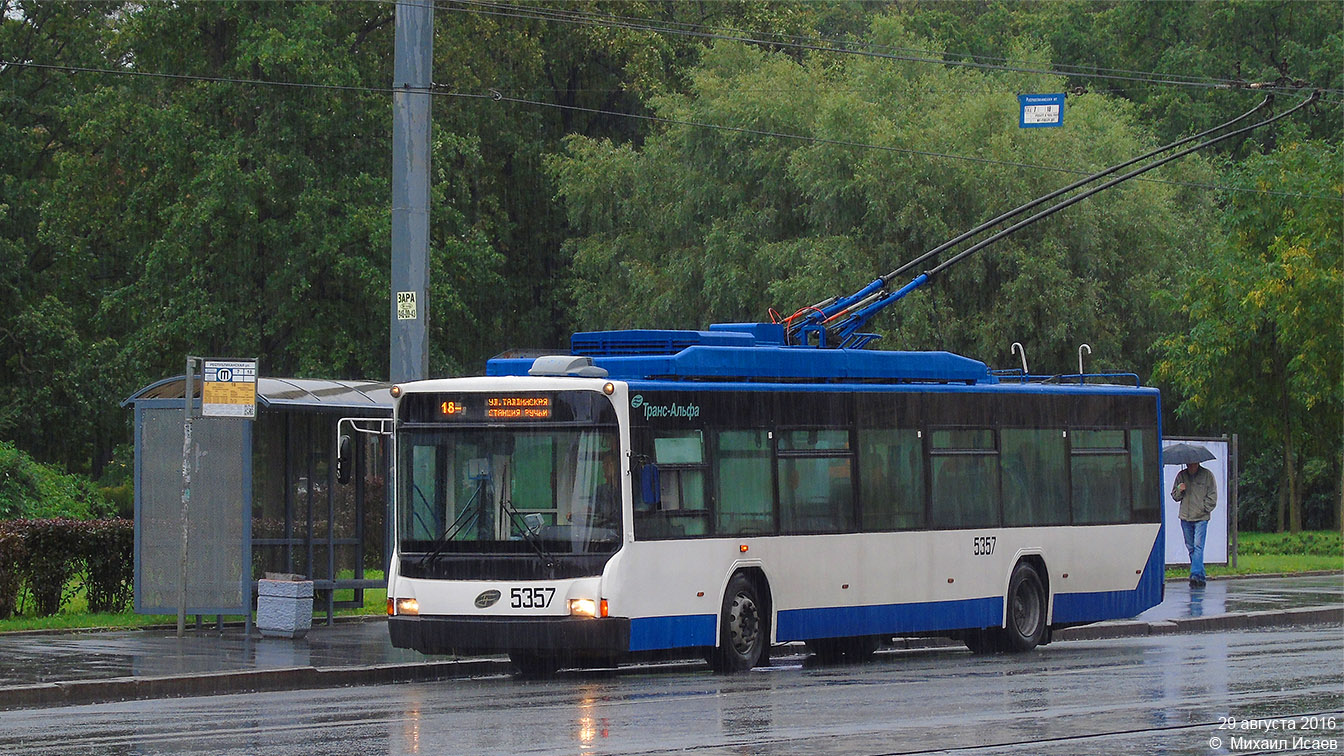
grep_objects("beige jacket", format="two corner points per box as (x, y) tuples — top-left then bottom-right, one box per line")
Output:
(1171, 466), (1217, 522)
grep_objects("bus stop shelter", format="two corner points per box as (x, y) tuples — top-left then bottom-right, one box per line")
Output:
(124, 377), (392, 624)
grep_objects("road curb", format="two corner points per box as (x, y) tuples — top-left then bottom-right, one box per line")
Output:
(1053, 605), (1343, 642)
(1, 606), (1339, 711)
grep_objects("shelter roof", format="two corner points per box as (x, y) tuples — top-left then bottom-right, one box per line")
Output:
(123, 376), (392, 411)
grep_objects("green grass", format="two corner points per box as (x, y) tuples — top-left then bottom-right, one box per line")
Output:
(0, 583), (177, 633)
(1164, 529), (1344, 579)
(332, 575), (387, 618)
(0, 570), (388, 632)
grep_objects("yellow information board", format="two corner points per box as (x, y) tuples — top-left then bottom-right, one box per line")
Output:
(202, 359), (257, 418)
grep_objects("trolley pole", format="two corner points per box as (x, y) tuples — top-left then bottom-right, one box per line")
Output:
(391, 0), (433, 383)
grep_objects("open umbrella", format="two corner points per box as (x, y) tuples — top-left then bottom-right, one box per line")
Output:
(1163, 442), (1215, 465)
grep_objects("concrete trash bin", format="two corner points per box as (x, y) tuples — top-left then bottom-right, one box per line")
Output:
(256, 574), (314, 639)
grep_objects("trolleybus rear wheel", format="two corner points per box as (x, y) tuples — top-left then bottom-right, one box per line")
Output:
(1003, 561), (1047, 652)
(710, 573), (765, 673)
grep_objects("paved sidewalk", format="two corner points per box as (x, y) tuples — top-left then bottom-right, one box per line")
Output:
(0, 573), (1338, 710)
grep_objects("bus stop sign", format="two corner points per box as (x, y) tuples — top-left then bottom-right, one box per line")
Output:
(1018, 93), (1065, 128)
(202, 359), (257, 418)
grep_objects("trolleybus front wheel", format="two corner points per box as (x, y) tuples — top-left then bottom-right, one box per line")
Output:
(710, 573), (766, 673)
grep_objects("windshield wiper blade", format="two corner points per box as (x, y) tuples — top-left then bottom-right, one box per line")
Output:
(497, 460), (558, 574)
(501, 499), (557, 574)
(420, 477), (487, 566)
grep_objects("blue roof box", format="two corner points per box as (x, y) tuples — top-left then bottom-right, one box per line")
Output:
(571, 323), (785, 356)
(487, 324), (991, 385)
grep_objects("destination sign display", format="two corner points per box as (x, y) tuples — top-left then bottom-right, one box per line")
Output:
(483, 395), (551, 419)
(438, 395), (551, 420)
(401, 391), (617, 426)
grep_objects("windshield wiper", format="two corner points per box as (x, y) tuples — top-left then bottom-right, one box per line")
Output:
(419, 476), (487, 566)
(497, 459), (558, 575)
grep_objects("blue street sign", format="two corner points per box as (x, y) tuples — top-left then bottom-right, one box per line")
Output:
(1018, 93), (1065, 128)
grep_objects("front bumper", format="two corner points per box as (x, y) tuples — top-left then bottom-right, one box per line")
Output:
(389, 615), (631, 655)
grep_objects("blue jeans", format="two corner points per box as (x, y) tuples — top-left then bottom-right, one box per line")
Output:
(1181, 519), (1208, 580)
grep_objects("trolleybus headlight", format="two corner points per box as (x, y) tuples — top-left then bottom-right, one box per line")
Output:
(392, 598), (419, 616)
(569, 598), (598, 618)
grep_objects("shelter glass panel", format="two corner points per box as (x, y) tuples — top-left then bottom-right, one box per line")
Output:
(361, 434), (388, 571)
(252, 416), (287, 540)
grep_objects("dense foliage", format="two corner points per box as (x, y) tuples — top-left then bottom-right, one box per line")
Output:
(1, 1), (1340, 531)
(0, 522), (23, 618)
(551, 30), (1215, 379)
(0, 519), (133, 617)
(0, 441), (116, 521)
(1156, 142), (1341, 533)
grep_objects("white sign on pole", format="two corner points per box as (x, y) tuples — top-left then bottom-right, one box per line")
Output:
(202, 359), (257, 418)
(1162, 437), (1230, 566)
(396, 290), (418, 320)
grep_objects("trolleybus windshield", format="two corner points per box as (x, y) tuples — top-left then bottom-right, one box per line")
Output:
(398, 426), (621, 557)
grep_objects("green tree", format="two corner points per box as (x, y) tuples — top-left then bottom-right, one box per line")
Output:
(26, 3), (515, 473)
(1155, 141), (1342, 533)
(551, 17), (1219, 377)
(429, 0), (858, 351)
(1, 1), (126, 474)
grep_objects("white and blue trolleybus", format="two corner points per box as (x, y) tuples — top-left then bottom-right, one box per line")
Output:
(385, 324), (1164, 673)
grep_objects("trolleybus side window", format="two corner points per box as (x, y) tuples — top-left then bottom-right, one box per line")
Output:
(1070, 429), (1131, 525)
(929, 428), (1001, 529)
(714, 430), (774, 536)
(1129, 429), (1160, 523)
(1000, 428), (1070, 526)
(653, 431), (709, 536)
(777, 429), (854, 534)
(858, 428), (925, 531)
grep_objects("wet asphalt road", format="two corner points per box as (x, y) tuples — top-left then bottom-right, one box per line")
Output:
(1, 626), (1340, 756)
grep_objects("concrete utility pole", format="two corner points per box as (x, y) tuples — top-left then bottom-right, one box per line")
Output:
(390, 0), (433, 383)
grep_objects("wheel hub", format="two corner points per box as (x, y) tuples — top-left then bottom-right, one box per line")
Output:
(728, 592), (760, 654)
(1012, 584), (1041, 636)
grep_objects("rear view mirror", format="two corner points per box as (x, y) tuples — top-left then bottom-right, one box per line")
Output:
(639, 463), (661, 509)
(336, 434), (353, 485)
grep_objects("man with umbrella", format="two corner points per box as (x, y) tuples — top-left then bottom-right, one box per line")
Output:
(1167, 443), (1218, 588)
